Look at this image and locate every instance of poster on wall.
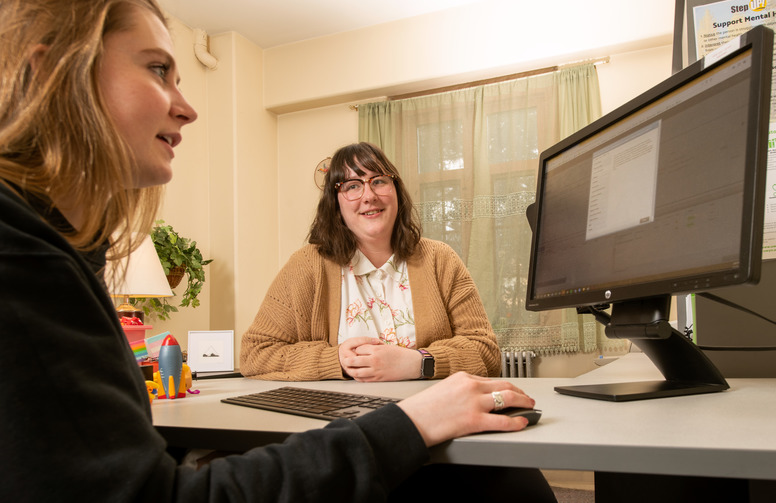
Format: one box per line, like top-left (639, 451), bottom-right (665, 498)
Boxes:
top-left (675, 0), bottom-right (776, 260)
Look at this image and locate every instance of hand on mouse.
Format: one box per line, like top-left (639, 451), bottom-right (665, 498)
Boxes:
top-left (397, 372), bottom-right (536, 447)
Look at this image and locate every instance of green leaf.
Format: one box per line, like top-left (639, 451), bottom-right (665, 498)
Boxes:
top-left (142, 220), bottom-right (212, 321)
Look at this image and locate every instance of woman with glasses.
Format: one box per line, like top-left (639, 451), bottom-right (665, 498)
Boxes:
top-left (241, 142), bottom-right (502, 382)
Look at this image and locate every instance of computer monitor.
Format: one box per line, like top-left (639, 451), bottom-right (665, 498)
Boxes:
top-left (525, 25), bottom-right (773, 401)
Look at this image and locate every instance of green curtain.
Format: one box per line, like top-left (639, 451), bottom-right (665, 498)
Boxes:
top-left (359, 64), bottom-right (627, 356)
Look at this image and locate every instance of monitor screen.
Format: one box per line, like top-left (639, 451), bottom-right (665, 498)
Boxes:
top-left (524, 26), bottom-right (773, 401)
top-left (527, 28), bottom-right (771, 313)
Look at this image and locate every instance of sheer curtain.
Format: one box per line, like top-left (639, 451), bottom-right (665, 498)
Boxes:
top-left (359, 64), bottom-right (628, 356)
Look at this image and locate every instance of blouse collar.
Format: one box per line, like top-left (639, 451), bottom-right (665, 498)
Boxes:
top-left (349, 249), bottom-right (403, 280)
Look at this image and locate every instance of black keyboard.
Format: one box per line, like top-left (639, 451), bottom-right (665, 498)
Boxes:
top-left (221, 386), bottom-right (400, 421)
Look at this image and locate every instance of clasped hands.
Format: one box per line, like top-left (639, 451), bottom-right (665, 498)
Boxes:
top-left (338, 336), bottom-right (422, 381)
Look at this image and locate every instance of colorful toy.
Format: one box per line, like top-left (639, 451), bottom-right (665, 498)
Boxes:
top-left (152, 333), bottom-right (196, 399)
top-left (151, 365), bottom-right (195, 399)
top-left (145, 380), bottom-right (160, 403)
top-left (129, 339), bottom-right (149, 363)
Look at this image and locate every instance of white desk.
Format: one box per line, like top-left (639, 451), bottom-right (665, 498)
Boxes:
top-left (152, 353), bottom-right (776, 484)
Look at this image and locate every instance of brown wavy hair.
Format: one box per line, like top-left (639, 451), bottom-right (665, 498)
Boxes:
top-left (308, 142), bottom-right (422, 265)
top-left (0, 0), bottom-right (167, 260)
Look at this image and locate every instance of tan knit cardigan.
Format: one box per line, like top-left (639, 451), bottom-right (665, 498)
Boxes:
top-left (240, 238), bottom-right (501, 380)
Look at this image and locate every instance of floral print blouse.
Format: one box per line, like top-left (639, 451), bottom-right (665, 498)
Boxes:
top-left (337, 250), bottom-right (416, 348)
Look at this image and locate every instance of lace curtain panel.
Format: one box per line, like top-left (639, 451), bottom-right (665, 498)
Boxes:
top-left (359, 64), bottom-right (628, 356)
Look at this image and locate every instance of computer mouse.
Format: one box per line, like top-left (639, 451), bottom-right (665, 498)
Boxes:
top-left (491, 407), bottom-right (542, 426)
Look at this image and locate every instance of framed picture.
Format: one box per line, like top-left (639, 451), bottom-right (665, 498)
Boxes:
top-left (187, 330), bottom-right (234, 373)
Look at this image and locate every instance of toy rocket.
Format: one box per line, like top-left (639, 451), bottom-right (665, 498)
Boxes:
top-left (158, 334), bottom-right (183, 399)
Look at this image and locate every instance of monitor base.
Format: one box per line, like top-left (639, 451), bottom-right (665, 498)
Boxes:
top-left (563, 297), bottom-right (730, 401)
top-left (555, 380), bottom-right (728, 402)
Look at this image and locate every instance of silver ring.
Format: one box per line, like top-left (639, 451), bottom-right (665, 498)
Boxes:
top-left (491, 391), bottom-right (505, 411)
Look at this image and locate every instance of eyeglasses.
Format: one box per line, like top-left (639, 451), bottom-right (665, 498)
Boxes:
top-left (335, 175), bottom-right (396, 201)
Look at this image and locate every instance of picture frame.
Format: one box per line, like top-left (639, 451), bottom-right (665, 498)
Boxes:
top-left (187, 330), bottom-right (234, 373)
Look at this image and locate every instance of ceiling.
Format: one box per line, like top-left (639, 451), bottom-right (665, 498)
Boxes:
top-left (157, 0), bottom-right (484, 49)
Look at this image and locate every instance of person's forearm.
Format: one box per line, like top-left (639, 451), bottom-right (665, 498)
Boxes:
top-left (176, 404), bottom-right (429, 502)
top-left (424, 336), bottom-right (499, 377)
top-left (241, 337), bottom-right (344, 380)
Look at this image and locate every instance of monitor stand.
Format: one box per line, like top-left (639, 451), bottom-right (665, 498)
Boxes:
top-left (555, 296), bottom-right (729, 401)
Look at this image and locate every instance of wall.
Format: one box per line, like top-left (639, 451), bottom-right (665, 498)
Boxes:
top-left (263, 0), bottom-right (676, 113)
top-left (598, 44), bottom-right (675, 115)
top-left (152, 20), bottom-right (277, 367)
top-left (159, 7), bottom-right (675, 374)
top-left (277, 104), bottom-right (360, 260)
top-left (151, 17), bottom-right (211, 349)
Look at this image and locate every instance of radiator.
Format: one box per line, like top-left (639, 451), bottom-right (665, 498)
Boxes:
top-left (500, 350), bottom-right (536, 378)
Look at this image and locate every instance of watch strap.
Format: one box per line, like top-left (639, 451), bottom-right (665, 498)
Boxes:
top-left (418, 349), bottom-right (435, 379)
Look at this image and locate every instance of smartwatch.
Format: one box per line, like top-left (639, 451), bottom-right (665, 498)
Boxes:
top-left (418, 349), bottom-right (435, 379)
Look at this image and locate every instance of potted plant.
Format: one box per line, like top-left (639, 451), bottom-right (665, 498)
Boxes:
top-left (136, 220), bottom-right (213, 321)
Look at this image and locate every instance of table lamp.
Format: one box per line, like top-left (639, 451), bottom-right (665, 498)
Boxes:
top-left (105, 234), bottom-right (173, 324)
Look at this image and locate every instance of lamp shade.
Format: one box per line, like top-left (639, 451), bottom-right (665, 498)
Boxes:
top-left (106, 234), bottom-right (173, 298)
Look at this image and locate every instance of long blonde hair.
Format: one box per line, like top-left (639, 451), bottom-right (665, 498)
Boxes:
top-left (0, 0), bottom-right (167, 259)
